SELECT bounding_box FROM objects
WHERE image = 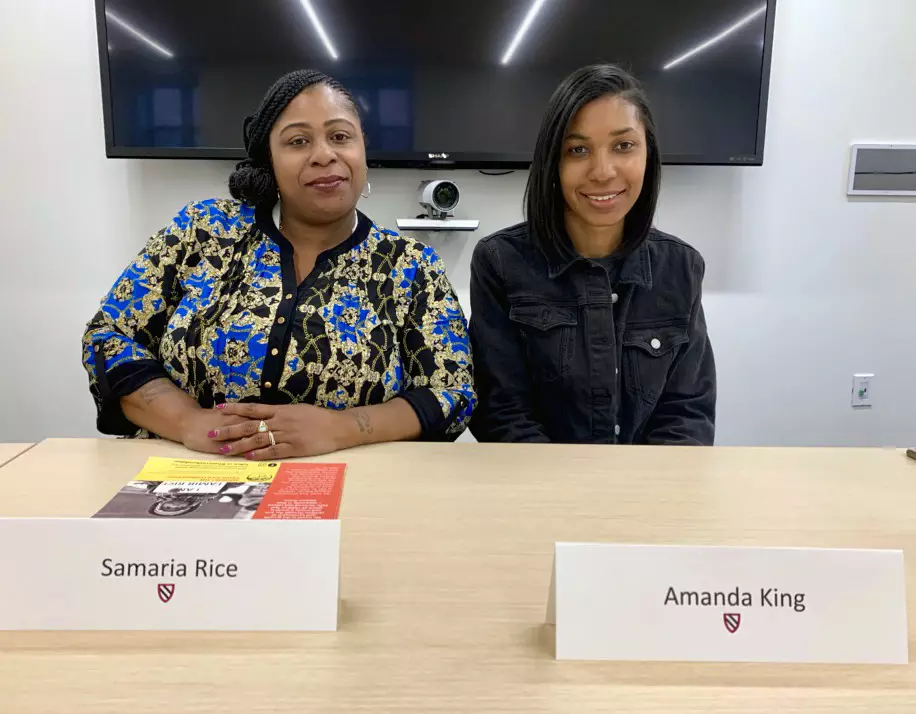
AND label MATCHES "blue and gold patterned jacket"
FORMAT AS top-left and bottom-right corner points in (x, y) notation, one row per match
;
(82, 198), (475, 439)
